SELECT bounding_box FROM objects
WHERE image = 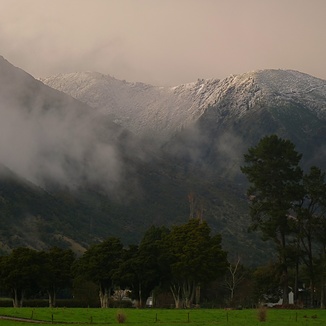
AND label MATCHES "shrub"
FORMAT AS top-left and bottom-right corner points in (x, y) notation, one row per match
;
(116, 311), (126, 324)
(257, 306), (267, 322)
